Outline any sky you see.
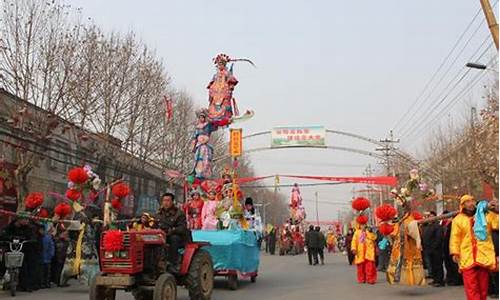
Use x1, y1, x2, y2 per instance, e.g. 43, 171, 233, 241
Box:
66, 0, 498, 221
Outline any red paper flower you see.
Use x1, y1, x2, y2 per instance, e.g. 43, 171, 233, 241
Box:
54, 203, 72, 218
352, 197, 370, 211
103, 230, 124, 251
412, 211, 423, 221
65, 188, 81, 202
37, 208, 49, 219
111, 198, 122, 210
375, 204, 397, 221
25, 192, 44, 210
112, 183, 130, 198
356, 214, 369, 225
68, 167, 89, 184
378, 223, 394, 235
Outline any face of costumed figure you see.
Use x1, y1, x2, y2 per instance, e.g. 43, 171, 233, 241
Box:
208, 191, 217, 201
217, 60, 226, 70
192, 193, 200, 201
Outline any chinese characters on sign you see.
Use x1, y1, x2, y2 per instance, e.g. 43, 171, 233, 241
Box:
271, 126, 326, 147
229, 128, 243, 157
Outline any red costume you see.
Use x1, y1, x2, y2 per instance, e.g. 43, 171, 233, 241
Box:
184, 198, 204, 230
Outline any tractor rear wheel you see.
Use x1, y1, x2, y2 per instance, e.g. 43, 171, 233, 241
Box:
185, 249, 214, 300
89, 275, 116, 300
153, 273, 176, 300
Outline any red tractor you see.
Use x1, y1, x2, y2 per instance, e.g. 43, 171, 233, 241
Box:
90, 229, 214, 300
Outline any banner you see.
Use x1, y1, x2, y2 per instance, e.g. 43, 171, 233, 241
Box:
280, 175, 398, 186
229, 128, 243, 157
271, 126, 326, 148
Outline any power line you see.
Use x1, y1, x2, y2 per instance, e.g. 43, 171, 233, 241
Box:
393, 6, 485, 132
399, 34, 492, 139
401, 42, 495, 144
404, 56, 495, 148
398, 22, 490, 137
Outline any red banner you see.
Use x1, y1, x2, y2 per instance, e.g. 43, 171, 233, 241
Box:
280, 175, 398, 186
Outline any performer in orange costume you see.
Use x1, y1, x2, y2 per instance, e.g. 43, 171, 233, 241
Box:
450, 195, 498, 300
351, 221, 377, 284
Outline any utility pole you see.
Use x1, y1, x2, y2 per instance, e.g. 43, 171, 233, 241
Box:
376, 130, 399, 205
315, 191, 319, 226
377, 130, 400, 177
480, 0, 499, 50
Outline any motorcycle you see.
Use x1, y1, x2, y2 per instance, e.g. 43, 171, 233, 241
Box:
1, 239, 33, 297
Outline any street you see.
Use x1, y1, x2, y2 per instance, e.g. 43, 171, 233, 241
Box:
0, 253, 466, 300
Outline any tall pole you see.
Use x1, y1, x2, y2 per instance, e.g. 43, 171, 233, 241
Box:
480, 0, 499, 50
315, 191, 319, 226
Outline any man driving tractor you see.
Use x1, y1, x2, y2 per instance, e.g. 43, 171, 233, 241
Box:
156, 192, 191, 273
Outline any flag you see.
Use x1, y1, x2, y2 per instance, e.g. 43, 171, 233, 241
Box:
164, 95, 173, 122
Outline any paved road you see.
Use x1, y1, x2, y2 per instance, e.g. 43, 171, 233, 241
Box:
0, 252, 466, 300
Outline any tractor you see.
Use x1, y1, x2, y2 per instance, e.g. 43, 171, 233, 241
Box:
90, 229, 214, 300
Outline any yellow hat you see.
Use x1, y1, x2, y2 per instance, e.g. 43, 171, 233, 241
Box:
460, 194, 475, 206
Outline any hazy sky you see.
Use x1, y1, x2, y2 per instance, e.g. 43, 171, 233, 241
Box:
66, 0, 497, 221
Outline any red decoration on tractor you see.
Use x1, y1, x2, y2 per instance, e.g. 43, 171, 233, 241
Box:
103, 230, 124, 251
54, 203, 72, 218
25, 192, 44, 210
356, 214, 369, 225
112, 183, 130, 198
68, 167, 89, 184
352, 197, 370, 211
375, 204, 397, 221
378, 223, 394, 235
65, 188, 81, 202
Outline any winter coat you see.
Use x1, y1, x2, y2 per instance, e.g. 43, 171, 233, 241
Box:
156, 206, 190, 242
422, 222, 443, 253
42, 234, 55, 264
305, 229, 320, 248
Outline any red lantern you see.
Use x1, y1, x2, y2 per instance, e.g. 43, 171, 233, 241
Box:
65, 189, 81, 202
356, 214, 369, 225
378, 223, 394, 235
111, 198, 122, 210
103, 230, 124, 251
25, 192, 44, 210
68, 167, 89, 184
375, 204, 397, 221
412, 211, 423, 221
37, 208, 49, 219
112, 183, 130, 198
54, 203, 72, 218
352, 197, 370, 211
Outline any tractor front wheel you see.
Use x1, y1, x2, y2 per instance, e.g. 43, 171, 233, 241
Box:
153, 273, 176, 300
89, 275, 116, 300
185, 249, 214, 300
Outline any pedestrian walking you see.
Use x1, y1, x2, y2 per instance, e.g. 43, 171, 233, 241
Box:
450, 195, 498, 300
305, 225, 319, 265
315, 226, 325, 265
268, 226, 277, 255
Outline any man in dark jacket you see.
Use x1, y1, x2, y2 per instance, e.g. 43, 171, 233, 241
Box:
268, 226, 277, 255
315, 226, 326, 265
442, 211, 462, 286
305, 225, 319, 265
156, 192, 190, 273
425, 211, 445, 287
345, 228, 355, 265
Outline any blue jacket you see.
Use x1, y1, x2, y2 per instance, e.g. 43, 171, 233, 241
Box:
42, 234, 55, 264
